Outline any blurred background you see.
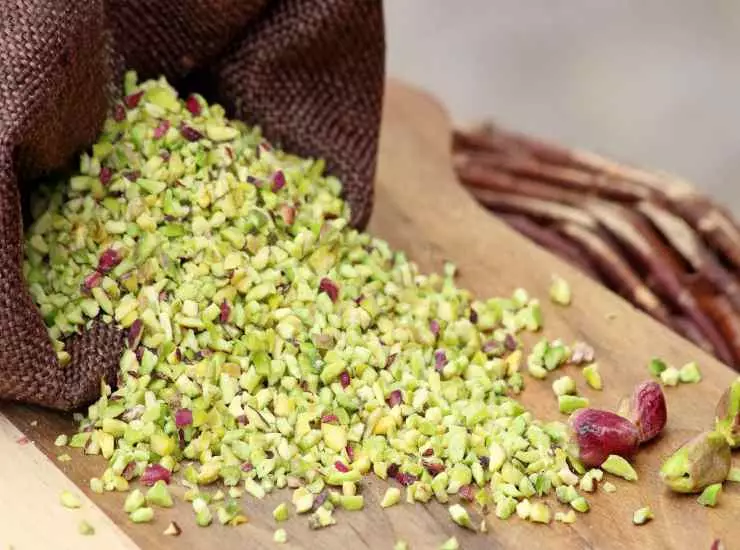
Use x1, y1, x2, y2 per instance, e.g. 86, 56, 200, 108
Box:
385, 0, 740, 214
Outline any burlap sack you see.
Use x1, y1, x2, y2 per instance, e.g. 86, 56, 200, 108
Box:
0, 0, 384, 409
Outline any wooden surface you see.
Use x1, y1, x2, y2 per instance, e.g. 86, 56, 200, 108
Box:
1, 81, 738, 550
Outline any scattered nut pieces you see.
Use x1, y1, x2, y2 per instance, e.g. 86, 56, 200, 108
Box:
601, 481, 617, 493
439, 537, 459, 550
552, 375, 577, 397
273, 502, 290, 522
394, 541, 409, 550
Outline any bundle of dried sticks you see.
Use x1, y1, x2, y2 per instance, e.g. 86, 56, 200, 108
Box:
454, 123, 740, 369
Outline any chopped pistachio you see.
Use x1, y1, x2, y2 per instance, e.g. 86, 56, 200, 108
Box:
528, 502, 551, 524
339, 495, 364, 511
308, 506, 335, 530
25, 72, 616, 533
394, 541, 409, 550
558, 395, 589, 414
697, 483, 722, 507
273, 502, 290, 522
381, 487, 402, 508
570, 496, 589, 513
439, 537, 459, 550
78, 520, 95, 536
602, 455, 638, 481
552, 375, 576, 397
582, 363, 602, 390
602, 481, 617, 494
549, 275, 572, 306
60, 490, 82, 509
129, 507, 154, 524
679, 362, 702, 384
54, 434, 69, 447
648, 358, 667, 377
145, 480, 173, 508
727, 467, 740, 483
57, 454, 72, 463
660, 367, 680, 387
274, 528, 288, 544
448, 503, 475, 530
555, 510, 576, 524
124, 490, 146, 513
89, 478, 104, 494
632, 506, 653, 525
193, 498, 213, 527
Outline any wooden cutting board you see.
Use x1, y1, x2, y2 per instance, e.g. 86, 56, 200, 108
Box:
0, 81, 737, 550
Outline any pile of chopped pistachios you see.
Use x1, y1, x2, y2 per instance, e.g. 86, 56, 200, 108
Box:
27, 73, 624, 538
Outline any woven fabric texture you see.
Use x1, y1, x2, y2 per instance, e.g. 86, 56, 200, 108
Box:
455, 124, 740, 371
0, 0, 384, 409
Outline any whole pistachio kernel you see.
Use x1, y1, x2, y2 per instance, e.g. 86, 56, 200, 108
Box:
28, 72, 600, 530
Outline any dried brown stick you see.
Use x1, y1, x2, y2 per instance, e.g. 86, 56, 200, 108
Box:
555, 221, 672, 325
638, 201, 740, 312
584, 200, 735, 365
454, 149, 645, 202
495, 213, 599, 279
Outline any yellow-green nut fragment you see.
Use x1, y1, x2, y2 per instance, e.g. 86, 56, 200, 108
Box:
394, 541, 409, 550
555, 510, 576, 524
558, 395, 589, 414
439, 537, 459, 550
193, 497, 213, 527
89, 478, 104, 494
60, 490, 82, 509
602, 481, 617, 493
54, 434, 68, 447
602, 455, 638, 481
632, 506, 653, 525
274, 528, 288, 544
697, 483, 722, 507
582, 363, 602, 390
549, 275, 572, 306
448, 503, 475, 530
339, 495, 364, 511
124, 489, 146, 513
244, 478, 266, 499
528, 502, 551, 524
570, 496, 589, 513
145, 480, 173, 508
129, 507, 154, 524
308, 506, 336, 530
679, 362, 702, 384
292, 487, 315, 514
380, 487, 402, 508
552, 375, 577, 397
78, 520, 95, 536
727, 467, 740, 483
660, 367, 680, 387
273, 502, 290, 522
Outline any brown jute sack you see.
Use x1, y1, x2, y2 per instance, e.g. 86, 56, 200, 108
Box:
0, 0, 385, 409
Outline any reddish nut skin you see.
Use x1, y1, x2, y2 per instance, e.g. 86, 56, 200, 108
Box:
628, 381, 667, 444
569, 408, 640, 467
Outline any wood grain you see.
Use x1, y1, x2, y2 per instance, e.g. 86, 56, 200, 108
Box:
1, 81, 737, 549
